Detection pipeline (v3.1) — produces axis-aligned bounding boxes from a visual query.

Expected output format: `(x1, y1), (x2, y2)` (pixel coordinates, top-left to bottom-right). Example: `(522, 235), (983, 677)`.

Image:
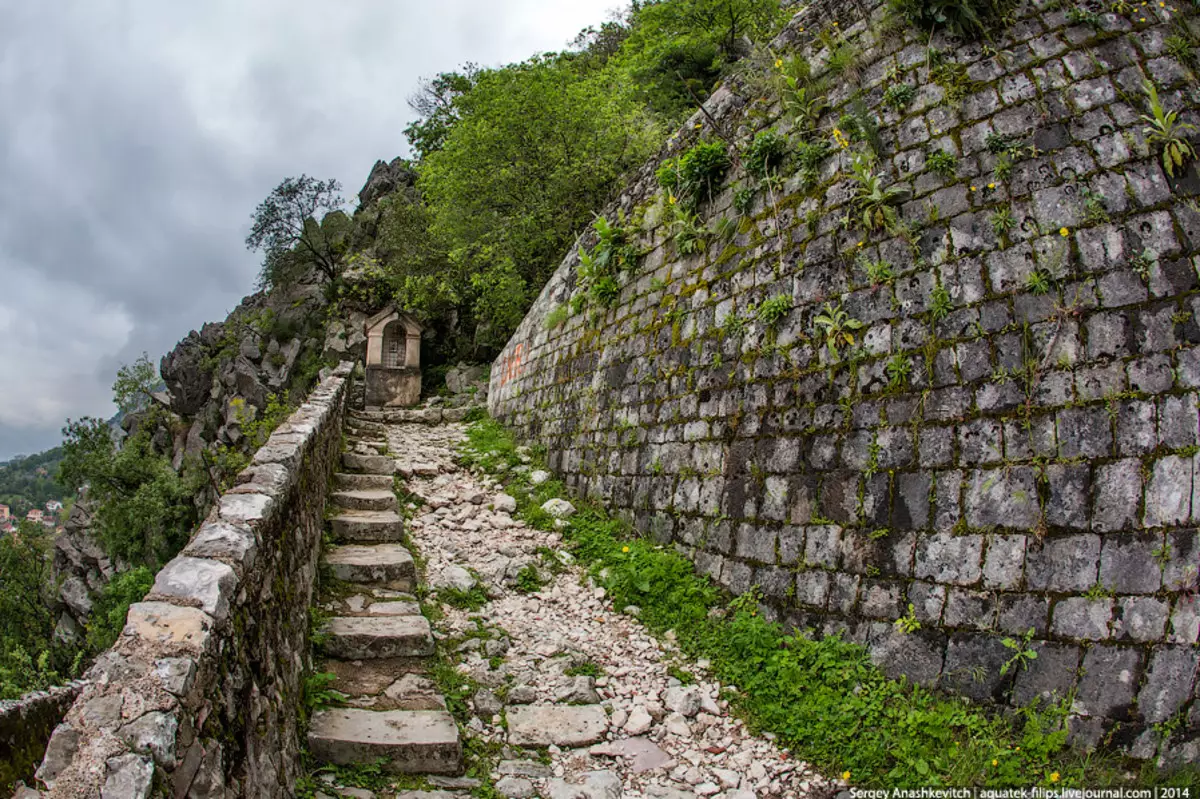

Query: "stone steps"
(334, 472), (394, 491)
(331, 509), (405, 543)
(318, 615), (435, 660)
(323, 544), (416, 591)
(342, 452), (396, 474)
(332, 488), (399, 512)
(308, 415), (462, 779)
(307, 708), (462, 774)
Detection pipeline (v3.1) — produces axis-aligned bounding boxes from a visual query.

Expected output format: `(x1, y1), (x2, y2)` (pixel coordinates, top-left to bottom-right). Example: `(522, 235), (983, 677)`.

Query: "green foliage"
(660, 140), (731, 205)
(848, 152), (907, 233)
(438, 583), (490, 611)
(0, 523), (71, 700)
(112, 353), (164, 415)
(565, 660), (604, 677)
(883, 83), (916, 111)
(544, 305), (569, 330)
(925, 149), (959, 179)
(302, 671), (345, 719)
(84, 567), (154, 653)
(672, 212), (709, 255)
(756, 294), (793, 327)
(733, 186), (756, 215)
(858, 254), (895, 285)
(0, 447), (66, 515)
(744, 129), (788, 177)
(514, 563), (546, 594)
(929, 285), (953, 321)
(246, 175), (346, 287)
(929, 59), (976, 105)
(1026, 269), (1052, 296)
(888, 0), (1013, 39)
(886, 354), (912, 388)
(990, 206), (1017, 237)
(58, 418), (201, 567)
(813, 302), (864, 361)
(576, 213), (639, 310)
(1140, 79), (1197, 178)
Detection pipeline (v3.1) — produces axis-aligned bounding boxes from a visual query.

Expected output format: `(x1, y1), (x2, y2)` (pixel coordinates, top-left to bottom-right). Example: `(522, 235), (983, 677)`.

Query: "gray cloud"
(0, 0), (618, 459)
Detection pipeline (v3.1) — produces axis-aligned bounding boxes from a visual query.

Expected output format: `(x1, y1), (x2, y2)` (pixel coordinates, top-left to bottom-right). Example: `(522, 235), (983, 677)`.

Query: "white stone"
(624, 706), (653, 735)
(494, 494), (518, 513)
(541, 498), (576, 519)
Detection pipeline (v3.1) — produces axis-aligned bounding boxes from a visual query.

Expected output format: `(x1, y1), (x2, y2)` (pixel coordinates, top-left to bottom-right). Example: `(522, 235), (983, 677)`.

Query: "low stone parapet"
(33, 362), (355, 798)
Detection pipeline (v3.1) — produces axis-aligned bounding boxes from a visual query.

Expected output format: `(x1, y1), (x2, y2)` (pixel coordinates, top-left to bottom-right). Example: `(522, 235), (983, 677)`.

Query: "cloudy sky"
(0, 0), (620, 460)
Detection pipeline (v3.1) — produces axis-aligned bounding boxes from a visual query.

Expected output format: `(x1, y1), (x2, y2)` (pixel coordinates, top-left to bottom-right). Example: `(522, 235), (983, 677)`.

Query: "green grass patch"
(565, 659), (604, 678)
(437, 583), (491, 611)
(462, 416), (1196, 789)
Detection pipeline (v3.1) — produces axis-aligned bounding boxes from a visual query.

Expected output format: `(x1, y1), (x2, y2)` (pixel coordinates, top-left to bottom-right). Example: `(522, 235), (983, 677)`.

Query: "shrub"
(883, 83), (916, 111)
(888, 0), (1013, 39)
(744, 129), (788, 177)
(925, 149), (959, 178)
(85, 567), (154, 653)
(660, 140), (731, 205)
(757, 294), (793, 327)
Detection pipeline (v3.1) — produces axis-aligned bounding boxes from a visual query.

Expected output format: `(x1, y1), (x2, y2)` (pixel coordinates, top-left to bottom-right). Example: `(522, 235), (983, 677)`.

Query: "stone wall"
(33, 362), (355, 798)
(490, 0), (1200, 762)
(0, 683), (84, 794)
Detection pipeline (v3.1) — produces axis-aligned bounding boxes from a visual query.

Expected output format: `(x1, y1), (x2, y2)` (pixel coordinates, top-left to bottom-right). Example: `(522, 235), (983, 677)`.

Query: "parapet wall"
(33, 362), (354, 798)
(491, 0), (1200, 762)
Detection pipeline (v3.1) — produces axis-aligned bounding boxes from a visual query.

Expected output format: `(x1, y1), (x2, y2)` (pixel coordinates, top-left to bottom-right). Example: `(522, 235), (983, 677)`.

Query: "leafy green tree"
(0, 522), (67, 699)
(403, 66), (480, 160)
(57, 419), (199, 567)
(246, 176), (347, 287)
(85, 567), (154, 653)
(417, 55), (660, 353)
(112, 353), (169, 415)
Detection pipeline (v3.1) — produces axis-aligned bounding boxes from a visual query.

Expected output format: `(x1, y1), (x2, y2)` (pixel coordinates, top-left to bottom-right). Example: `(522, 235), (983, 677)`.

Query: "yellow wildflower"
(842, 771), (851, 781)
(1059, 227), (1070, 237)
(775, 58), (784, 68)
(992, 759), (999, 767)
(988, 182), (996, 189)
(856, 240), (864, 247)
(668, 194), (677, 205)
(1051, 772), (1061, 783)
(622, 546), (630, 553)
(970, 185), (977, 191)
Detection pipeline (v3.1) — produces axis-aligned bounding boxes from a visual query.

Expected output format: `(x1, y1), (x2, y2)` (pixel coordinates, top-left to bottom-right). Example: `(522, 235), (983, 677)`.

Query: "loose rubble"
(387, 422), (832, 799)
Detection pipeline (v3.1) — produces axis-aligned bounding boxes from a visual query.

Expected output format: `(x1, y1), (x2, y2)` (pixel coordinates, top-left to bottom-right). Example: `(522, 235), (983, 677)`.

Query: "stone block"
(1046, 464), (1090, 530)
(908, 581), (946, 624)
(942, 634), (1013, 701)
(1057, 407), (1111, 459)
(1114, 596), (1170, 642)
(1074, 645), (1141, 718)
(151, 557), (238, 622)
(868, 629), (946, 687)
(734, 524), (777, 564)
(1099, 535), (1162, 594)
(915, 532), (983, 586)
(803, 525), (841, 568)
(794, 570), (830, 609)
(1025, 535), (1100, 592)
(1168, 598), (1200, 645)
(183, 521), (258, 576)
(829, 573), (860, 614)
(1012, 641), (1081, 707)
(1092, 459), (1143, 532)
(965, 468), (1039, 530)
(1144, 455), (1192, 528)
(943, 589), (995, 630)
(123, 602), (214, 655)
(1051, 597), (1113, 641)
(982, 535), (1025, 589)
(998, 594), (1050, 636)
(1137, 646), (1200, 723)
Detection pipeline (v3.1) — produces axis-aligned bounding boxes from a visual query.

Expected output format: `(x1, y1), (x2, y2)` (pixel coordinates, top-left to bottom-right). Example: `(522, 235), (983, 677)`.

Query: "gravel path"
(387, 422), (832, 799)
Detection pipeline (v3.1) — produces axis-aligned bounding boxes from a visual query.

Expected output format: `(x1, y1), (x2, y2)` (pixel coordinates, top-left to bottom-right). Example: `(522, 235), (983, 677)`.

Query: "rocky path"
(385, 420), (831, 799)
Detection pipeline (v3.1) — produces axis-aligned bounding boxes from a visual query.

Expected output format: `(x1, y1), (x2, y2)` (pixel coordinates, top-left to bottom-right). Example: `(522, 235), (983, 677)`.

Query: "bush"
(888, 0), (1013, 39)
(744, 129), (788, 177)
(85, 567), (154, 653)
(661, 140), (731, 205)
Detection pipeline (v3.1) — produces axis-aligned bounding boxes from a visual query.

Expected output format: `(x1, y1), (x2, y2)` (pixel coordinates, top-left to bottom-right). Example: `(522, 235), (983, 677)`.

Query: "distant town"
(0, 499), (65, 535)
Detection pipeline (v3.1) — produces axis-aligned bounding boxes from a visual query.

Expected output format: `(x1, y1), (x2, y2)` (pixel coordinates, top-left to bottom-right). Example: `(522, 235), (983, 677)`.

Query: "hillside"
(0, 448), (65, 515)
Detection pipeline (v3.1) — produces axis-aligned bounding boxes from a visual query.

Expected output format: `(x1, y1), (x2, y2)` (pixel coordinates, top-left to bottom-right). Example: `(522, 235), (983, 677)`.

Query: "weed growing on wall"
(460, 416), (1197, 789)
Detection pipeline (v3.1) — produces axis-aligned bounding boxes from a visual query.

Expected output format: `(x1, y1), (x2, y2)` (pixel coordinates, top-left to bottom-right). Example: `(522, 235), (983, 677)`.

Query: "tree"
(112, 353), (169, 415)
(0, 521), (66, 699)
(58, 418), (199, 567)
(246, 175), (346, 287)
(403, 65), (480, 160)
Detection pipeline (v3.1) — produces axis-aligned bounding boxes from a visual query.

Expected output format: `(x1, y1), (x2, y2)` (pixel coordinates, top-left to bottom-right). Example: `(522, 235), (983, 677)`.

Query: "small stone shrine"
(363, 307), (422, 407)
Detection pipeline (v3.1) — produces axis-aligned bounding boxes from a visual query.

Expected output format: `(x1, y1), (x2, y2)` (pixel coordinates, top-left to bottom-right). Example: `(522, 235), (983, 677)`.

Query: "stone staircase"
(306, 412), (463, 776)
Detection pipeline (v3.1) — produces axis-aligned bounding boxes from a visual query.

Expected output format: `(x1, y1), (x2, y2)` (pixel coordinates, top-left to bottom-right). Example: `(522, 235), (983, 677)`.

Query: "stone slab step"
(342, 452), (396, 475)
(324, 544), (416, 590)
(308, 708), (461, 774)
(331, 510), (405, 543)
(335, 473), (395, 491)
(319, 615), (434, 659)
(333, 489), (399, 512)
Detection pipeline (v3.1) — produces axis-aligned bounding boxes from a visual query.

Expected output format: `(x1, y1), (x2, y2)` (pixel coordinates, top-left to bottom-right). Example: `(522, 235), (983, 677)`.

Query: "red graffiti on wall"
(499, 342), (525, 387)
